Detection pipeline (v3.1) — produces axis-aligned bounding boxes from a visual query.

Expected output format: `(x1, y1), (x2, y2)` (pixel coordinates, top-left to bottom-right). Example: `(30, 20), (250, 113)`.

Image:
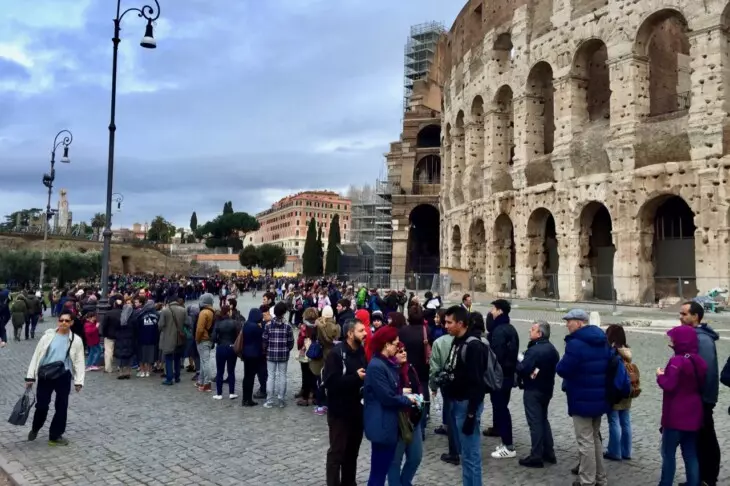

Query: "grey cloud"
(0, 57), (30, 81)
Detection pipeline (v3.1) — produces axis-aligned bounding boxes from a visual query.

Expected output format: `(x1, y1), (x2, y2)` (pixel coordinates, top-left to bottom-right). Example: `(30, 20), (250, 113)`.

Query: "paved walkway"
(1, 294), (729, 485)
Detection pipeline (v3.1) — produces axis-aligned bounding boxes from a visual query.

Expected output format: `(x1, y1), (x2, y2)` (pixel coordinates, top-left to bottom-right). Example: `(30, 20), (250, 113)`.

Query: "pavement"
(0, 293), (729, 485)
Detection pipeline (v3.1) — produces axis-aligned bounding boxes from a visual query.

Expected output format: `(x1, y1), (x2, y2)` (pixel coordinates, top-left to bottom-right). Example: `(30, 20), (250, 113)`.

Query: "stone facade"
(440, 0), (730, 303)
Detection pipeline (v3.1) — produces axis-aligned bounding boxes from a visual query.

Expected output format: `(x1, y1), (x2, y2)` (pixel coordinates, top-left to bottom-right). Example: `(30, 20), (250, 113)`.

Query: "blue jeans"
(443, 397), (460, 456)
(164, 352), (182, 383)
(606, 409), (632, 459)
(659, 428), (699, 486)
(452, 400), (483, 486)
(215, 345), (237, 395)
(86, 344), (102, 367)
(387, 420), (423, 486)
(368, 443), (397, 486)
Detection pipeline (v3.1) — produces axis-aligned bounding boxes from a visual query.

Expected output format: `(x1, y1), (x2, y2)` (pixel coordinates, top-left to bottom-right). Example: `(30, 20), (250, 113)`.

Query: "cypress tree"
(316, 225), (324, 275)
(325, 215), (341, 275)
(302, 217), (319, 276)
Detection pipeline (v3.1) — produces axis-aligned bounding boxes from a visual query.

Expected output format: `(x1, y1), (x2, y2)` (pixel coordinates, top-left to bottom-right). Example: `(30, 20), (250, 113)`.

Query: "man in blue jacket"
(556, 309), (611, 486)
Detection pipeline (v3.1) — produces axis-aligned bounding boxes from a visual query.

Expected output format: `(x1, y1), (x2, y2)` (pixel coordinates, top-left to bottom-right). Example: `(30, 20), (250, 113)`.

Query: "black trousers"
(242, 357), (259, 401)
(523, 389), (555, 460)
(256, 356), (268, 392)
(31, 371), (72, 441)
(300, 363), (317, 399)
(327, 413), (364, 486)
(698, 403), (720, 485)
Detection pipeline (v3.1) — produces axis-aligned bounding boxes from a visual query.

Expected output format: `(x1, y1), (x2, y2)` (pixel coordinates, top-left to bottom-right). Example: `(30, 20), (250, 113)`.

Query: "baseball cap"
(562, 309), (590, 321)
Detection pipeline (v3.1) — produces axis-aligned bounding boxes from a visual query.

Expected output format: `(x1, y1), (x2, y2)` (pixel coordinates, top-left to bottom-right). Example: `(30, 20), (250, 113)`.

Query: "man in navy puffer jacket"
(556, 309), (611, 486)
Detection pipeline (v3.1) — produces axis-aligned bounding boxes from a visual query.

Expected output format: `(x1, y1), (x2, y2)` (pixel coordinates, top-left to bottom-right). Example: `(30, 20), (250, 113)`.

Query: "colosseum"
(435, 0), (730, 304)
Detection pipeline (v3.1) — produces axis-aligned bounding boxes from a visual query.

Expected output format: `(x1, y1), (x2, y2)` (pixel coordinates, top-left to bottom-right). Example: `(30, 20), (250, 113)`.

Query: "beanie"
(322, 305), (334, 319)
(199, 293), (214, 307)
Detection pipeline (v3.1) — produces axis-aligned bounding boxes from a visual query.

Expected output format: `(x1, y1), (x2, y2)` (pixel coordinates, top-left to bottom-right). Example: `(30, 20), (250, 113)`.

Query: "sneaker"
(161, 381), (174, 386)
(603, 452), (621, 461)
(136, 371), (143, 377)
(48, 437), (69, 446)
(85, 366), (92, 372)
(27, 430), (38, 441)
(213, 395), (223, 400)
(90, 366), (100, 371)
(263, 401), (275, 409)
(278, 400), (286, 408)
(491, 445), (517, 459)
(192, 373), (199, 381)
(144, 372), (150, 378)
(314, 406), (327, 416)
(242, 400), (258, 407)
(203, 383), (212, 392)
(229, 394), (239, 400)
(518, 456), (544, 468)
(433, 425), (447, 436)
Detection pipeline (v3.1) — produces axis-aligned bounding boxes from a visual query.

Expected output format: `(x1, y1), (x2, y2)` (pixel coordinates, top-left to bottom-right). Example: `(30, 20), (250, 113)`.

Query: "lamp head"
(140, 20), (157, 49)
(60, 146), (70, 164)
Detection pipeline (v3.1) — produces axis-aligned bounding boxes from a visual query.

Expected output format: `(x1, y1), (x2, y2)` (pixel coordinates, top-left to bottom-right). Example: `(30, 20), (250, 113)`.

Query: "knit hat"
(322, 305), (334, 319)
(199, 293), (214, 307)
(368, 325), (398, 355)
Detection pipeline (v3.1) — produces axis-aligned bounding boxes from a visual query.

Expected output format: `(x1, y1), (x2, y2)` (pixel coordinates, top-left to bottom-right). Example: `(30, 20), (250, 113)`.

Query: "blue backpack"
(306, 339), (323, 360)
(606, 349), (631, 405)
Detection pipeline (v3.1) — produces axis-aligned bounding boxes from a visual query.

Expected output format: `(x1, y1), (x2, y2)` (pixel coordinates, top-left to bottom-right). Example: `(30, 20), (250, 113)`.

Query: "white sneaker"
(491, 445), (516, 459)
(263, 401), (274, 409)
(136, 371), (143, 377)
(229, 394), (238, 400)
(212, 395), (223, 400)
(144, 372), (150, 378)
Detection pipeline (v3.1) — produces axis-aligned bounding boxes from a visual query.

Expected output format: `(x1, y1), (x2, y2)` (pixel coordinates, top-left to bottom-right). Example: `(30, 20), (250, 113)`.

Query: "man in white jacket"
(25, 310), (85, 446)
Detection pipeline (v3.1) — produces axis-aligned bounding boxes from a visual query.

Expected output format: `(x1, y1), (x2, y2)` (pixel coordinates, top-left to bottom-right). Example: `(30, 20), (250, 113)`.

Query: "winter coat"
(241, 308), (264, 360)
(135, 301), (159, 347)
(27, 296), (42, 316)
(516, 337), (560, 397)
(428, 334), (454, 392)
(363, 354), (412, 446)
(158, 302), (186, 355)
(398, 324), (431, 387)
(488, 313), (520, 378)
(11, 295), (28, 329)
(556, 324), (612, 417)
(322, 341), (368, 418)
(658, 326), (708, 431)
(212, 318), (240, 348)
(309, 317), (340, 376)
(101, 307), (121, 340)
(114, 305), (137, 360)
(613, 347), (634, 411)
(25, 329), (85, 386)
(694, 324), (719, 405)
(195, 306), (216, 343)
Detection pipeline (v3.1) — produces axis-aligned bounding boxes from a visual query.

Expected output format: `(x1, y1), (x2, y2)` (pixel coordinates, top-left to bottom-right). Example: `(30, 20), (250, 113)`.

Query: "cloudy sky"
(0, 0), (460, 230)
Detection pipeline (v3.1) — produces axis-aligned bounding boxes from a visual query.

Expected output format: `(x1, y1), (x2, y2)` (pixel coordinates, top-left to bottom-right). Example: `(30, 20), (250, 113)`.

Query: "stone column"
(695, 167), (730, 292)
(467, 120), (485, 201)
(558, 232), (582, 301)
(509, 95), (529, 189)
(450, 128), (466, 207)
(442, 140), (452, 212)
(463, 122), (476, 203)
(550, 75), (577, 181)
(612, 228), (643, 303)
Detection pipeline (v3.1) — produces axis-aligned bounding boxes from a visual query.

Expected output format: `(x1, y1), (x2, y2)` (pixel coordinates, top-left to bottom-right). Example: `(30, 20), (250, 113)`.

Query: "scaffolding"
(404, 21), (445, 111)
(350, 182), (393, 278)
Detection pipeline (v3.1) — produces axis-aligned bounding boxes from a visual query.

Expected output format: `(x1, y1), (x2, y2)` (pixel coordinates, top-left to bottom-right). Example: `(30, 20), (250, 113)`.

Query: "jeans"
(86, 344), (102, 367)
(443, 397), (459, 456)
(25, 314), (39, 339)
(242, 357), (259, 401)
(31, 371), (72, 441)
(164, 352), (182, 383)
(697, 403), (720, 485)
(452, 400), (483, 486)
(103, 338), (115, 372)
(659, 428), (699, 486)
(196, 341), (213, 385)
(490, 377), (513, 447)
(266, 361), (288, 402)
(523, 389), (555, 460)
(327, 413), (364, 486)
(387, 420), (423, 486)
(368, 443), (397, 486)
(215, 345), (237, 395)
(606, 409), (632, 459)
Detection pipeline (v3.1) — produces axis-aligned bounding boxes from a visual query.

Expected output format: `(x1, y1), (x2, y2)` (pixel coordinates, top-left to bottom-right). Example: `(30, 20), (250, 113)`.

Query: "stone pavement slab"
(0, 294), (729, 485)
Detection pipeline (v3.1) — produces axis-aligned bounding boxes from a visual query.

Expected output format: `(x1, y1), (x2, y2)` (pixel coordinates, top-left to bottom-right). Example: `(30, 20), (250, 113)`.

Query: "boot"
(14, 329), (20, 341)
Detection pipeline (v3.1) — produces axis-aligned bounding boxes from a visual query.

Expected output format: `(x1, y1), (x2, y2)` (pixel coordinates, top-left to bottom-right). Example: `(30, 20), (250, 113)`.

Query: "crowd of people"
(6, 274), (730, 485)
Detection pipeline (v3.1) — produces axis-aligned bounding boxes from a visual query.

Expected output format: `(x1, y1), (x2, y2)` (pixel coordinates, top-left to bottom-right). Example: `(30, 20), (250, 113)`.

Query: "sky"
(0, 0), (461, 230)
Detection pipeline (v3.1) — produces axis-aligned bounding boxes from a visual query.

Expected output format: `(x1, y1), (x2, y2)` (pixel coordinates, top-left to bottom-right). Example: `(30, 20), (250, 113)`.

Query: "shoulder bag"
(38, 333), (74, 381)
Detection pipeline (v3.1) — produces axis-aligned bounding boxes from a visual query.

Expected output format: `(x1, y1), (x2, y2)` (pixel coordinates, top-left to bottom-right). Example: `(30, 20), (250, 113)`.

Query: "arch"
(492, 213), (516, 292)
(526, 208), (560, 298)
(451, 225), (462, 268)
(577, 202), (615, 300)
(416, 124), (441, 148)
(493, 32), (513, 67)
(637, 194), (696, 303)
(413, 155), (441, 192)
(471, 95), (485, 118)
(468, 218), (486, 290)
(572, 38), (610, 122)
(491, 85), (515, 193)
(526, 61), (555, 156)
(469, 96), (485, 201)
(635, 9), (691, 116)
(407, 204), (440, 280)
(452, 112), (466, 206)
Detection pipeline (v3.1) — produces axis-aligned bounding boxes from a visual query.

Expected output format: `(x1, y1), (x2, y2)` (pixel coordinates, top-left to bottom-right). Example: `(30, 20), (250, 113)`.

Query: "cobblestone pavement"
(1, 294), (729, 485)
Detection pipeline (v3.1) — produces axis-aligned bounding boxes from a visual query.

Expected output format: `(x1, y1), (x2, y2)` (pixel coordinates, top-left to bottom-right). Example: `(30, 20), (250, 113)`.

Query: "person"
(262, 302), (294, 408)
(460, 294), (471, 313)
(100, 298), (122, 373)
(441, 305), (488, 486)
(429, 312), (457, 464)
(604, 324), (634, 461)
(363, 326), (416, 486)
(240, 308), (264, 406)
(211, 305), (241, 400)
(485, 299), (519, 459)
(322, 319), (368, 486)
(0, 288), (9, 346)
(254, 304), (272, 400)
(311, 306), (341, 415)
(157, 297), (186, 386)
(114, 299), (136, 380)
(679, 300), (720, 486)
(26, 291), (42, 340)
(398, 306), (431, 424)
(195, 293), (216, 392)
(83, 313), (102, 371)
(556, 309), (611, 486)
(657, 325), (707, 486)
(515, 320), (559, 468)
(25, 310), (85, 446)
(11, 292), (28, 342)
(134, 296), (159, 378)
(296, 307), (319, 406)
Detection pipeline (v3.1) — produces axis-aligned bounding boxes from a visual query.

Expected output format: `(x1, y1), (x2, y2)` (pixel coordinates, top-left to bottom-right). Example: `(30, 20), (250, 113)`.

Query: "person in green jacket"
(11, 292), (29, 342)
(356, 285), (368, 310)
(428, 309), (458, 464)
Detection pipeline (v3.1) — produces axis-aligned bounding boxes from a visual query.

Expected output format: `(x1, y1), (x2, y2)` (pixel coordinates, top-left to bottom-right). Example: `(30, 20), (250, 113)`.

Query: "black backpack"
(461, 337), (504, 393)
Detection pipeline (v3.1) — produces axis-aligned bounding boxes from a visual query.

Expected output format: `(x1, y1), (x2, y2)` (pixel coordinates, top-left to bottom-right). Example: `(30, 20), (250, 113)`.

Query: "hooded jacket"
(158, 302), (186, 355)
(241, 308), (264, 359)
(487, 313), (520, 378)
(354, 309), (374, 361)
(613, 347), (634, 411)
(694, 324), (719, 405)
(658, 326), (708, 431)
(556, 324), (612, 417)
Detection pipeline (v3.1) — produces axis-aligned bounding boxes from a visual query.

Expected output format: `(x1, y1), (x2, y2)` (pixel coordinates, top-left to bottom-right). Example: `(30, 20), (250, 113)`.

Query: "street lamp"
(39, 130), (73, 292)
(98, 0), (160, 324)
(112, 193), (124, 211)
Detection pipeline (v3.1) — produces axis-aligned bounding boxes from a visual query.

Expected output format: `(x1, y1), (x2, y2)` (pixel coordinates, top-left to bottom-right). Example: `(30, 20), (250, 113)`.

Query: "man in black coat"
(516, 320), (560, 468)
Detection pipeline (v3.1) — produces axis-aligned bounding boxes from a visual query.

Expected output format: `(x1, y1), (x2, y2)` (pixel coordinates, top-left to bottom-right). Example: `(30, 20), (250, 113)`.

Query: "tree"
(223, 201), (233, 214)
(147, 215), (175, 243)
(190, 211), (198, 233)
(1, 208), (43, 230)
(257, 244), (286, 276)
(325, 214), (341, 275)
(177, 227), (186, 242)
(0, 249), (101, 287)
(196, 210), (259, 250)
(90, 213), (105, 239)
(302, 217), (319, 276)
(238, 244), (259, 272)
(316, 224), (324, 275)
(185, 234), (196, 244)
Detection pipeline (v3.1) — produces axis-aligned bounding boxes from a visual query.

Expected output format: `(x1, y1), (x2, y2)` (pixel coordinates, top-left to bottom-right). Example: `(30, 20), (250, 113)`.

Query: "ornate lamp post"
(112, 193), (124, 212)
(98, 0), (160, 323)
(39, 130), (73, 291)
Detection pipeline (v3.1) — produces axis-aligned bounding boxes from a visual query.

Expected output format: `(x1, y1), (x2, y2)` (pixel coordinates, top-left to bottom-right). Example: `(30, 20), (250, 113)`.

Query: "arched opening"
(491, 85), (515, 193)
(121, 255), (132, 274)
(406, 205), (440, 285)
(413, 155), (441, 194)
(493, 32), (514, 71)
(442, 124), (452, 211)
(578, 202), (615, 300)
(636, 10), (691, 116)
(638, 194), (696, 303)
(468, 219), (486, 290)
(452, 112), (466, 206)
(525, 62), (555, 186)
(469, 96), (485, 201)
(573, 39), (610, 122)
(527, 208), (559, 298)
(451, 225), (462, 268)
(493, 213), (516, 292)
(416, 124), (441, 148)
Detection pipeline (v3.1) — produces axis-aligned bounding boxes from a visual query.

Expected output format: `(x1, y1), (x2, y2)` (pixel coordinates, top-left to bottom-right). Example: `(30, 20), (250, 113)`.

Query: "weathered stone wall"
(441, 0), (730, 303)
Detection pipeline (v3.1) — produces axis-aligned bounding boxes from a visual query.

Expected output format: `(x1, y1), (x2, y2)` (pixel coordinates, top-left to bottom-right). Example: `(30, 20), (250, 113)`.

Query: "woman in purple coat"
(657, 325), (707, 486)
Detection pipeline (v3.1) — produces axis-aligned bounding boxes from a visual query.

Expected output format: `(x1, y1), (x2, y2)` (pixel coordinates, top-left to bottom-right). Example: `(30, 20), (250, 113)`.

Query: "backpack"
(624, 360), (641, 399)
(321, 343), (347, 397)
(461, 336), (503, 393)
(605, 350), (632, 405)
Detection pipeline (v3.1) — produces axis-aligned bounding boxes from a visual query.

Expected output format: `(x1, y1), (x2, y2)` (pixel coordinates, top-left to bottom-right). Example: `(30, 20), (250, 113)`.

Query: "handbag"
(8, 389), (35, 426)
(422, 325), (431, 365)
(37, 333), (74, 381)
(233, 330), (244, 358)
(398, 410), (414, 444)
